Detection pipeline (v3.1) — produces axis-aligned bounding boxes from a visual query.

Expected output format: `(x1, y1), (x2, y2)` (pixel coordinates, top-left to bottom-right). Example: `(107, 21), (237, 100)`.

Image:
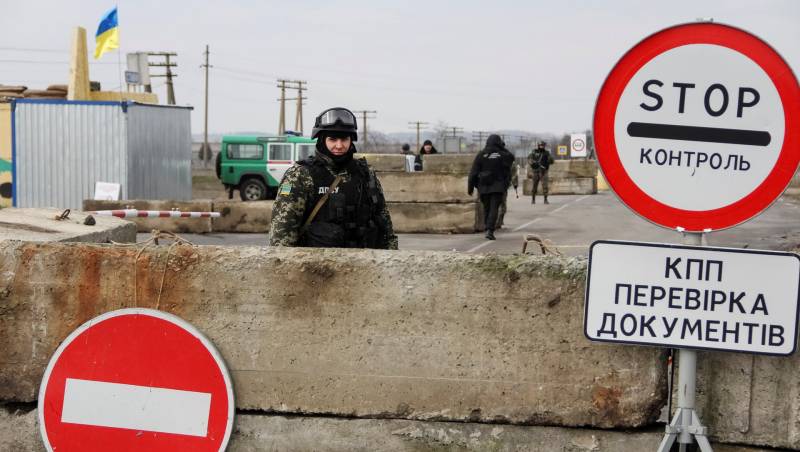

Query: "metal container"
(12, 99), (192, 208)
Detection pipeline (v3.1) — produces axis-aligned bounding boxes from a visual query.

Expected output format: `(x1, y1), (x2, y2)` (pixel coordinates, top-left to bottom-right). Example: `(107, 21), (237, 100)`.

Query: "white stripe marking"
(61, 378), (212, 437)
(466, 195), (590, 253)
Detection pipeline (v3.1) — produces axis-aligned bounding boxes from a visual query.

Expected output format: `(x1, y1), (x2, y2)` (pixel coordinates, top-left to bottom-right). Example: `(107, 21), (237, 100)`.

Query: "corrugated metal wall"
(14, 100), (127, 209)
(126, 104), (191, 200)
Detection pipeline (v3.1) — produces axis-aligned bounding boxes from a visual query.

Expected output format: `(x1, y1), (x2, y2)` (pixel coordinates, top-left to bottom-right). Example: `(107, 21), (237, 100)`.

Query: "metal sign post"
(658, 232), (713, 452)
(584, 237), (800, 450)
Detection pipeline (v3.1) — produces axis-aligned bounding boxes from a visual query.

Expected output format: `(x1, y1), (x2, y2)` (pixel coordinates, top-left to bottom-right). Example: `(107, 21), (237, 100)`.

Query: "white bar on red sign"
(60, 378), (212, 437)
(91, 209), (221, 218)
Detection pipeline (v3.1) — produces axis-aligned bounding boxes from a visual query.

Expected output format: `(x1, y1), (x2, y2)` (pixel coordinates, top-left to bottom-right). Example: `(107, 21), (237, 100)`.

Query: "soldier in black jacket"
(468, 135), (515, 240)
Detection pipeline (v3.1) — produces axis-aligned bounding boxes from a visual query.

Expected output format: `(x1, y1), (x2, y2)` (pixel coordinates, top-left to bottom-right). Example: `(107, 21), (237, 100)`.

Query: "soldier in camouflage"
(269, 107), (398, 250)
(496, 159), (519, 229)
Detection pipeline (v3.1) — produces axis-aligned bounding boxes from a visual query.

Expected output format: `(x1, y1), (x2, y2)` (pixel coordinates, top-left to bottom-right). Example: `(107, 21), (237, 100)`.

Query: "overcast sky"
(2, 0), (798, 136)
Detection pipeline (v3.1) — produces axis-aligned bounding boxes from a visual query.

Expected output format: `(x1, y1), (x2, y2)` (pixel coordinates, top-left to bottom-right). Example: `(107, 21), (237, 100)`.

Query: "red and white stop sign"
(38, 309), (234, 451)
(594, 22), (800, 231)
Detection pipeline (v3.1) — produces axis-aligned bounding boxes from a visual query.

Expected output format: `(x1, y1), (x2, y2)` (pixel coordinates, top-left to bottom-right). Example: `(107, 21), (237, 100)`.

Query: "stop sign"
(594, 22), (800, 231)
(38, 309), (234, 451)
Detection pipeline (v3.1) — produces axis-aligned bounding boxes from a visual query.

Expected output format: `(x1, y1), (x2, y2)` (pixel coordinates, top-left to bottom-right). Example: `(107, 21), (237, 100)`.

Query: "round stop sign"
(38, 309), (234, 451)
(594, 22), (800, 231)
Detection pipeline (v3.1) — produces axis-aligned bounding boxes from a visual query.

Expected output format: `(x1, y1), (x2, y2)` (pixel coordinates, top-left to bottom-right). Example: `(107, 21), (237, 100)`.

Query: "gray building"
(12, 99), (192, 209)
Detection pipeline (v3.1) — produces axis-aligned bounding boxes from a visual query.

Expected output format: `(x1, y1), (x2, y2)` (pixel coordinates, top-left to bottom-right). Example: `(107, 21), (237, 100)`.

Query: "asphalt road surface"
(140, 191), (800, 256)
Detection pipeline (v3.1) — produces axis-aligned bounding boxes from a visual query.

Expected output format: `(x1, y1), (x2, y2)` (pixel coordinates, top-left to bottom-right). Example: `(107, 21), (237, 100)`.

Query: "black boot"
(485, 229), (496, 240)
(544, 195), (549, 204)
(531, 195), (536, 204)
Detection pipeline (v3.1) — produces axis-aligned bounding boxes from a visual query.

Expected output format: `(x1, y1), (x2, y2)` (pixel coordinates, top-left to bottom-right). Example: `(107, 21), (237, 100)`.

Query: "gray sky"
(2, 0), (798, 136)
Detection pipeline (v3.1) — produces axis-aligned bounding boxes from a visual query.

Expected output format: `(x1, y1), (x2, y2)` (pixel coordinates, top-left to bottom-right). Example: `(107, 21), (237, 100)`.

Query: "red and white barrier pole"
(91, 209), (221, 219)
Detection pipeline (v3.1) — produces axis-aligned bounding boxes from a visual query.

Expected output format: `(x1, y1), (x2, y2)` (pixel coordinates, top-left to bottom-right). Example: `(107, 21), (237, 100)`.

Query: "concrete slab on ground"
(0, 208), (135, 243)
(0, 407), (774, 452)
(379, 173), (472, 203)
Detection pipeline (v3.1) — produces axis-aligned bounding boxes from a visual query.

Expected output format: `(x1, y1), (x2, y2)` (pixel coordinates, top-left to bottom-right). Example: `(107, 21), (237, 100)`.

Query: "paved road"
(140, 191), (800, 256)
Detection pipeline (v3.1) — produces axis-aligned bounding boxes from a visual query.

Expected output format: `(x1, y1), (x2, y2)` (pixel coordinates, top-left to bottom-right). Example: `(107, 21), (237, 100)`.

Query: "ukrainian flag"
(94, 7), (119, 59)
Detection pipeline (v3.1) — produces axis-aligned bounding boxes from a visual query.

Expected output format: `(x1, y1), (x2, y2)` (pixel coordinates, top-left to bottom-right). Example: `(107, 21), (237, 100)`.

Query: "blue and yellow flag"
(94, 6), (119, 59)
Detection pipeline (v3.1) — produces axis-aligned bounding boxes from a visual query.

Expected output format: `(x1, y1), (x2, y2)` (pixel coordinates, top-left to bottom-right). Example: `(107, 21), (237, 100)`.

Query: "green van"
(216, 135), (317, 201)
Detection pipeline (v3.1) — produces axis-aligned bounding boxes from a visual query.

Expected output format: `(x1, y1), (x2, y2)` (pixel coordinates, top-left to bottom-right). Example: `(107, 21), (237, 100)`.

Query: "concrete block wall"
(0, 241), (800, 450)
(524, 160), (599, 196)
(0, 243), (797, 449)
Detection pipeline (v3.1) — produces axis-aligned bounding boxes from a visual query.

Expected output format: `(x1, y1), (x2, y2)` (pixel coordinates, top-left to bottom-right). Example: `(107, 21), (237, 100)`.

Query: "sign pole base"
(658, 231), (713, 451)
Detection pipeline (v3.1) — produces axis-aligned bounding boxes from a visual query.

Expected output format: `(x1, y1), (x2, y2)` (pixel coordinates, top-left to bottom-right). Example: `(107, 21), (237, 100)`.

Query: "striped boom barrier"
(91, 209), (221, 219)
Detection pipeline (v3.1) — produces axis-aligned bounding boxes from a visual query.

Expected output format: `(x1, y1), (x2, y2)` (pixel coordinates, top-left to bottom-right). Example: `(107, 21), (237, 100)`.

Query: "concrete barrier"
(0, 208), (135, 243)
(82, 199), (476, 234)
(387, 202), (476, 233)
(213, 200), (273, 233)
(522, 177), (597, 196)
(84, 199), (213, 233)
(379, 173), (472, 203)
(1, 243), (798, 449)
(0, 242), (664, 430)
(543, 160), (598, 179)
(0, 408), (769, 452)
(360, 154), (407, 172)
(420, 154), (475, 174)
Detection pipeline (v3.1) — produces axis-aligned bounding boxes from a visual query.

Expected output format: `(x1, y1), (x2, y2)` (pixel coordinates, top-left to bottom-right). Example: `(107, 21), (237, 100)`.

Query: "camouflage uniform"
(269, 152), (398, 249)
(496, 160), (519, 229)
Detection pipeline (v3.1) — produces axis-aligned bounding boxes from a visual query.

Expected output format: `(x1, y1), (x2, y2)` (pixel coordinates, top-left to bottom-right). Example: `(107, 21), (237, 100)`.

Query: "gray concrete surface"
(0, 208), (135, 243)
(0, 242), (665, 429)
(387, 202), (477, 233)
(380, 173), (473, 203)
(522, 177), (596, 196)
(153, 192), (800, 257)
(0, 406), (775, 452)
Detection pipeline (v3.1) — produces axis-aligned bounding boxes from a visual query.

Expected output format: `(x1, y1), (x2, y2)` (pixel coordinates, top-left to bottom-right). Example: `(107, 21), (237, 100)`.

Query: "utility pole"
(472, 131), (491, 149)
(200, 45), (212, 168)
(293, 80), (306, 135)
(277, 79), (287, 135)
(353, 110), (377, 150)
(445, 127), (464, 137)
(276, 80), (306, 135)
(408, 121), (429, 151)
(147, 52), (178, 105)
(442, 126), (463, 153)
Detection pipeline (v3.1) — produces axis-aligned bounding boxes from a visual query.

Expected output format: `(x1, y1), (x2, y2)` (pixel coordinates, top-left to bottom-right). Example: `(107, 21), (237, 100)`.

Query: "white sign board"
(570, 133), (587, 158)
(93, 182), (120, 201)
(126, 52), (151, 86)
(584, 240), (800, 355)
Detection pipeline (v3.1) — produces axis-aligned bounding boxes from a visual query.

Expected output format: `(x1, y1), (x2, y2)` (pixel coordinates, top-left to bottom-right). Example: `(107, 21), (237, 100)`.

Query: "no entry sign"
(38, 309), (234, 451)
(594, 23), (800, 231)
(584, 240), (800, 355)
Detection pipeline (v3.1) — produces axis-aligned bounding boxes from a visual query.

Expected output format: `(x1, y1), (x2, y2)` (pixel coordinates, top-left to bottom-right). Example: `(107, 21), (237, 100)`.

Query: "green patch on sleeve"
(278, 183), (293, 196)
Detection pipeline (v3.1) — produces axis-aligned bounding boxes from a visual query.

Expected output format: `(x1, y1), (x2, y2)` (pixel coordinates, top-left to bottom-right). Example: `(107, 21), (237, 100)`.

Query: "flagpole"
(116, 6), (123, 100)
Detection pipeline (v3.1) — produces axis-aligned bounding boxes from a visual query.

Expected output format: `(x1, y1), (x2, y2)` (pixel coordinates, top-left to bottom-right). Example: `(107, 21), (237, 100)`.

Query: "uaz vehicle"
(216, 135), (317, 201)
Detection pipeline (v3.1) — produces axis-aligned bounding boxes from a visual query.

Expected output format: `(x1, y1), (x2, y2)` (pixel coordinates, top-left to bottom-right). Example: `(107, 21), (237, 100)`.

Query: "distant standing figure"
(468, 135), (514, 240)
(414, 139), (438, 171)
(528, 141), (554, 204)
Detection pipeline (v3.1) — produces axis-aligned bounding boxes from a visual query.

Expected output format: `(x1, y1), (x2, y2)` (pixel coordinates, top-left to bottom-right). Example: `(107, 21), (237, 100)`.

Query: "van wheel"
(239, 178), (267, 201)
